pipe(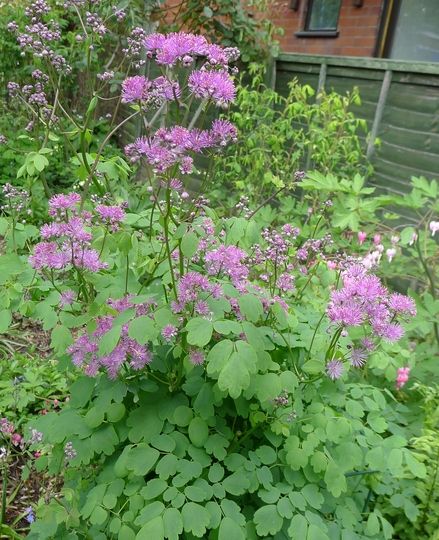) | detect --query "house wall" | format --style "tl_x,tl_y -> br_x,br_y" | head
270,0 -> 384,56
